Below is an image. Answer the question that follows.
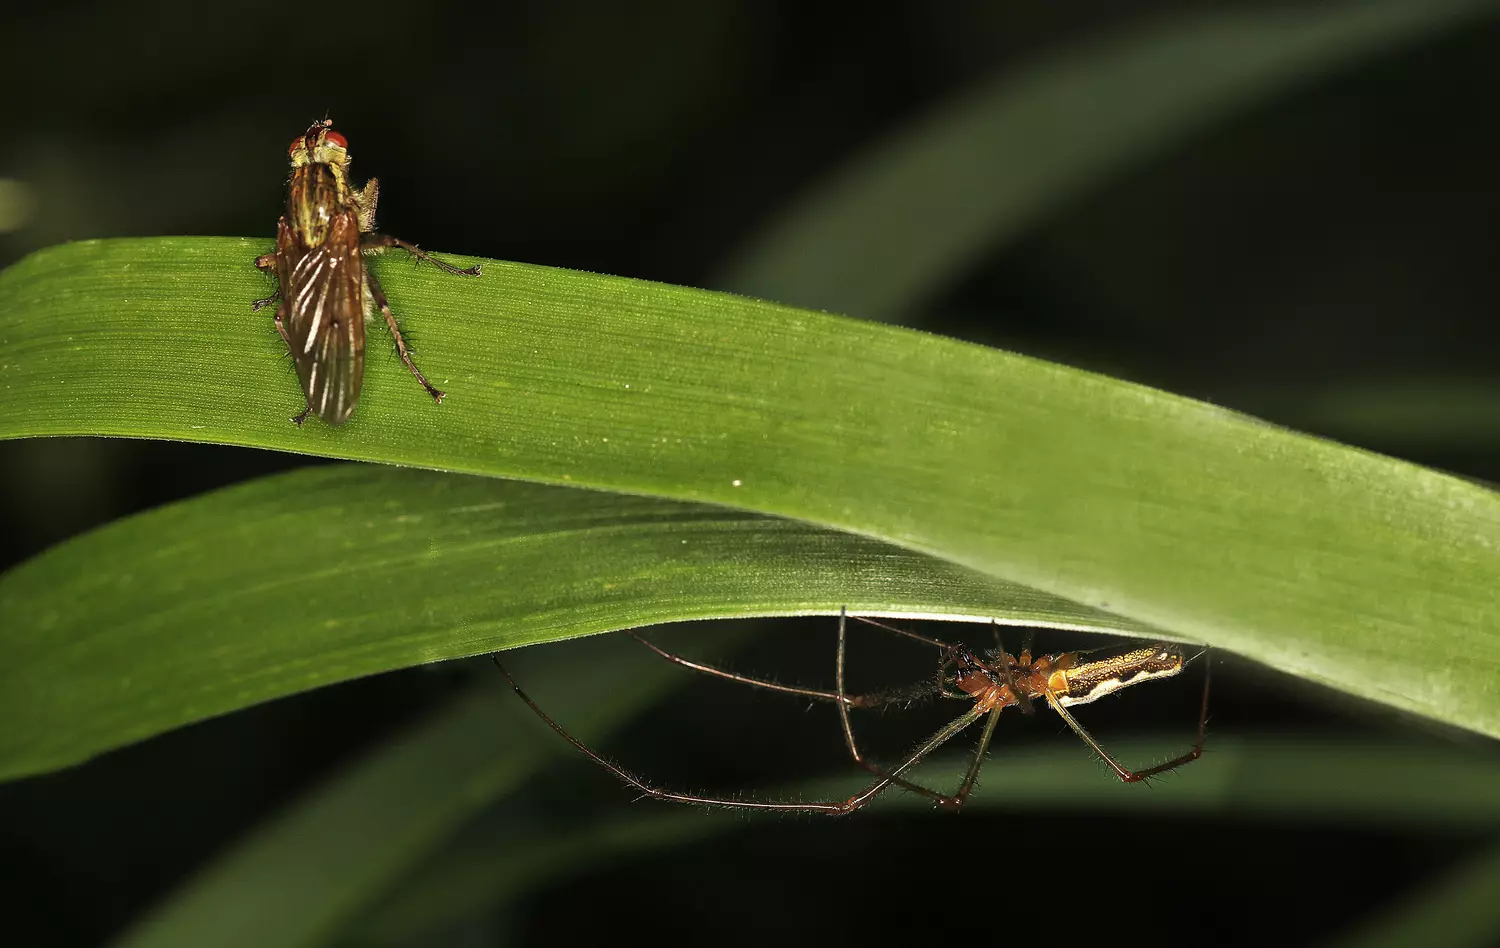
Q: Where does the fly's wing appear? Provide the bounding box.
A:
[281,211,366,424]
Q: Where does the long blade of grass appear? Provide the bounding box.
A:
[1,239,1497,744]
[716,0,1497,321]
[0,464,1145,780]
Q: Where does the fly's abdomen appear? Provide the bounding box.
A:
[294,327,365,425]
[282,211,367,425]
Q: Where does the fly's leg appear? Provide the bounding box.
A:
[363,267,445,405]
[278,317,310,426]
[252,252,281,311]
[253,248,308,425]
[261,297,292,349]
[361,232,483,277]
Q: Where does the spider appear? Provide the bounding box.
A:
[493,608,1210,814]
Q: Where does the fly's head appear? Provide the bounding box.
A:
[288,120,352,176]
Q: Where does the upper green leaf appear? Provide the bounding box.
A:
[1,237,1497,765]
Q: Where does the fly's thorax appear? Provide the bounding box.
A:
[287,163,355,247]
[1053,643,1186,708]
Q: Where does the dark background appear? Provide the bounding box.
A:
[2,1,1499,945]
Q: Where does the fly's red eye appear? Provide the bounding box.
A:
[288,129,347,156]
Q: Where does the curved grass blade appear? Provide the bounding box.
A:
[1,238,1498,742]
[718,0,1498,321]
[0,464,1148,781]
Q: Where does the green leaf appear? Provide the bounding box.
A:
[0,464,1149,780]
[717,0,1499,321]
[2,237,1497,757]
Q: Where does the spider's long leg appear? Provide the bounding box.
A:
[834,608,988,807]
[629,630,928,709]
[494,656,862,814]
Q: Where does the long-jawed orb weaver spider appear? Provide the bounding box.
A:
[492,607,1210,815]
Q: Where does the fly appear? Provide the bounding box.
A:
[252,119,481,426]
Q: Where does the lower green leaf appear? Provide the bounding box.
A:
[0,464,1146,780]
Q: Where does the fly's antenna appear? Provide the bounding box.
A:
[303,117,332,156]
